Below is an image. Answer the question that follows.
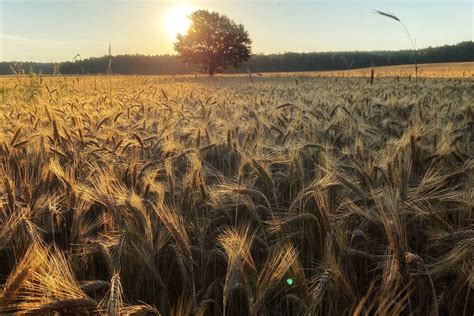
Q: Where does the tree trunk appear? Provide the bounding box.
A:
[208,64,216,76]
[208,59,216,77]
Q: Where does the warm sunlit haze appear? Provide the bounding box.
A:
[0,0,472,62]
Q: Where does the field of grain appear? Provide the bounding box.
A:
[315,61,474,78]
[0,74,473,315]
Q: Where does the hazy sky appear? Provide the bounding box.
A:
[0,0,472,62]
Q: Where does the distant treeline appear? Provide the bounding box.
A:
[1,41,472,75]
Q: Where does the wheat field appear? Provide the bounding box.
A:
[315,62,474,78]
[0,74,472,315]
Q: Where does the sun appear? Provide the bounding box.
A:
[165,6,193,39]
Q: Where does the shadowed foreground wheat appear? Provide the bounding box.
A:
[0,74,472,315]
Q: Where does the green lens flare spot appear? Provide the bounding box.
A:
[286,278,293,286]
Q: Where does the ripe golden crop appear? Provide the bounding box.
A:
[0,73,472,315]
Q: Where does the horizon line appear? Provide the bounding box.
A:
[2,41,471,64]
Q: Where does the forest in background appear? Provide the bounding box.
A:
[1,41,472,75]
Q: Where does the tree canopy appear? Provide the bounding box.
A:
[174,10,252,75]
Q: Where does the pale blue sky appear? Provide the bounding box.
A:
[0,0,472,62]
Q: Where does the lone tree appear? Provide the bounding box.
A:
[174,10,252,76]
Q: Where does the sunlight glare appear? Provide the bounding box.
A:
[165,6,193,39]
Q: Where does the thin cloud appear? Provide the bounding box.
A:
[0,33,96,46]
[0,33,37,43]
